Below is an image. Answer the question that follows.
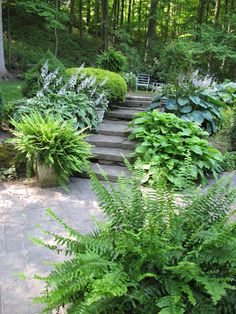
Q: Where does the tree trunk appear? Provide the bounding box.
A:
[69,0,75,33]
[79,0,83,38]
[7,0,11,69]
[127,0,132,27]
[197,0,205,25]
[0,0,8,78]
[95,0,99,39]
[101,0,108,50]
[54,0,59,57]
[145,0,158,49]
[138,0,142,32]
[120,0,124,25]
[213,0,221,28]
[165,1,170,40]
[87,0,91,27]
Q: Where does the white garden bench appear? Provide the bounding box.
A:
[136,74,150,90]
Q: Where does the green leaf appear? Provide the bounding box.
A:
[179,105,192,113]
[189,95,201,105]
[191,111,204,124]
[166,98,178,111]
[177,97,189,106]
[190,146,202,155]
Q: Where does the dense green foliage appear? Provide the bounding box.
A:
[6,92,99,130]
[0,81,23,105]
[33,170,236,313]
[150,92,222,134]
[229,108,236,151]
[2,1,236,81]
[67,67,127,103]
[11,112,91,186]
[22,50,66,98]
[96,47,127,73]
[129,111,222,186]
[121,72,137,91]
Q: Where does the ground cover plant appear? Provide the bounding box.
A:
[31,169,236,313]
[129,111,222,187]
[96,47,127,73]
[11,112,91,187]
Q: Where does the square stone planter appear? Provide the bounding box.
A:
[36,162,59,188]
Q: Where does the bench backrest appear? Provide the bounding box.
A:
[137,74,150,86]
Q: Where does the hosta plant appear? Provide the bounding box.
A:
[11,112,91,187]
[129,111,222,186]
[32,169,236,313]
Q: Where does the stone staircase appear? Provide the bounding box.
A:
[85,95,152,181]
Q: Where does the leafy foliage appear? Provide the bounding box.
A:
[221,152,236,171]
[96,47,127,73]
[33,169,236,313]
[6,92,98,130]
[11,112,91,186]
[121,72,137,91]
[0,166,17,182]
[229,108,236,151]
[67,67,127,103]
[129,111,222,186]
[149,92,222,134]
[22,50,67,98]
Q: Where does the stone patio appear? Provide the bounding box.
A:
[0,178,104,314]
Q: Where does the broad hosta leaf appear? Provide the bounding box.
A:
[191,111,204,124]
[166,98,178,111]
[189,95,201,105]
[202,111,213,121]
[179,105,192,113]
[181,114,193,122]
[177,97,189,106]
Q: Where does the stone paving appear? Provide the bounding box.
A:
[0,178,105,314]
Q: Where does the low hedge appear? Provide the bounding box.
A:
[67,67,127,104]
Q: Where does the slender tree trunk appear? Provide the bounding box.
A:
[145,0,158,48]
[95,0,99,39]
[138,0,142,32]
[205,0,210,23]
[127,0,132,27]
[79,0,83,38]
[165,1,170,40]
[197,0,205,25]
[101,0,108,50]
[116,0,120,27]
[0,0,8,78]
[69,0,75,33]
[54,0,59,57]
[213,0,221,27]
[120,0,125,25]
[87,0,91,27]
[7,0,11,69]
[113,0,117,29]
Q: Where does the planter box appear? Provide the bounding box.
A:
[37,163,59,188]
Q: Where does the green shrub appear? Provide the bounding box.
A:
[7,92,98,130]
[121,72,137,91]
[221,152,236,171]
[96,47,127,73]
[129,111,222,186]
[67,67,127,103]
[33,170,236,313]
[158,40,194,85]
[11,112,91,187]
[149,92,222,134]
[22,50,66,98]
[229,108,236,151]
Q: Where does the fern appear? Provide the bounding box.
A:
[32,168,236,313]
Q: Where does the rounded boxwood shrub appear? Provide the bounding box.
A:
[22,50,67,98]
[67,67,127,104]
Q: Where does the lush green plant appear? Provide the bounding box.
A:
[229,108,236,151]
[129,111,222,186]
[11,112,91,186]
[67,67,127,103]
[149,92,222,134]
[96,47,127,73]
[121,72,137,91]
[6,92,98,130]
[221,152,236,171]
[32,169,236,313]
[22,50,67,98]
[0,166,17,182]
[214,81,236,106]
[158,40,194,85]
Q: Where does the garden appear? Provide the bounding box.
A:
[1,0,236,313]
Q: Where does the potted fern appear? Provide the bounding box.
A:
[10,112,91,188]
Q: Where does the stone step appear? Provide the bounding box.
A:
[87,134,135,149]
[126,95,153,101]
[98,120,131,136]
[124,100,151,108]
[80,163,130,182]
[107,108,141,120]
[91,147,133,162]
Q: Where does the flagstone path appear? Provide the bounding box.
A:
[0,178,105,314]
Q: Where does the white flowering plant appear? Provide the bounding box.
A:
[7,62,109,129]
[148,71,230,134]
